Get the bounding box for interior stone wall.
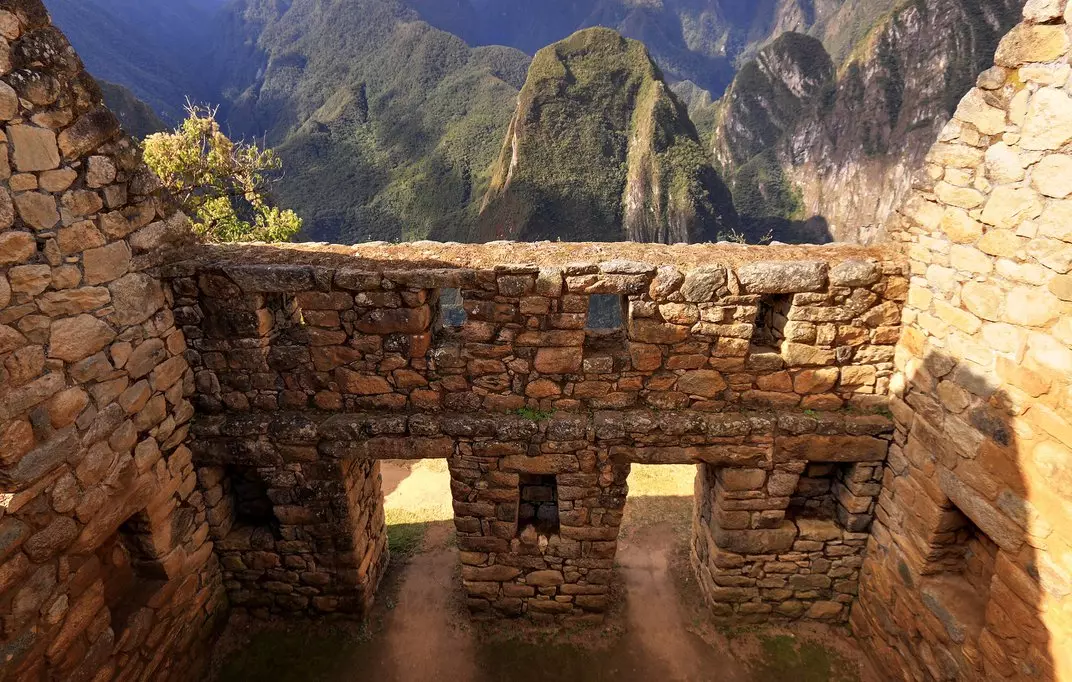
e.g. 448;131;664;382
852;4;1072;681
170;243;904;623
0;2;221;680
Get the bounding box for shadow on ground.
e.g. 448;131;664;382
211;468;875;682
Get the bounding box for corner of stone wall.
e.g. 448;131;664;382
856;2;1072;680
0;2;222;680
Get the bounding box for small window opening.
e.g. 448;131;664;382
586;294;624;330
789;462;838;519
787;462;879;533
228;466;281;538
438;288;467;328
750;294;792;351
517;474;560;536
100;511;167;635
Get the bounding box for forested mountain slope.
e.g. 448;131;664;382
206;0;532;243
477;29;737;244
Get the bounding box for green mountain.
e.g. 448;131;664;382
711;0;1021;243
43;0;1016;246
208;0;530;243
477;28;736;244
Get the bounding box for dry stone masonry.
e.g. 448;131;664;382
1;0;1071;680
169;242;903;623
0;2;220;681
853;3;1072;681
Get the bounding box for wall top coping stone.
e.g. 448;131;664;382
165;241;902;277
190;408;895;442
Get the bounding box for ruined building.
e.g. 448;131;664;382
0;0;1071;680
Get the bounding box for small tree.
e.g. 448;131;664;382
143;103;301;243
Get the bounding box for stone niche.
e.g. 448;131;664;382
172;241;905;623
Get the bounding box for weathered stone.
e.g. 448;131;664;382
85;156;117;188
534;347;582;374
737;262;827;294
13;191;59;230
0;230;34;265
680;266;726;302
8;264;50;295
48;314;115;362
953;89;1006;135
778;435;887;462
995;23;1069;67
629;318;689;344
984;142;1025;184
938;469;1023;553
7;125;59;171
336;368;392;395
980;186;1042;229
82;241;131;285
934;182;984;209
1022;87;1072;151
1033;155;1072;198
57;107;121;159
1023;0;1066;22
23;517;78;562
829;260;880;287
525;570;565;587
676;370;727;398
108;273;165;325
713;522;797;554
793;368;839;394
125;339;167;380
1037;200;1072;243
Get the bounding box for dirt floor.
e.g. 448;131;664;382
211;462;880;682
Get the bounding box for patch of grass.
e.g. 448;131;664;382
750;633;859;682
515;406;556;422
215;626;367;682
385;521;426;561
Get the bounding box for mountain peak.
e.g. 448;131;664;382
478;27;736;244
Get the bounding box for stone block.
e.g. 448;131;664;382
48;314;115;362
13;191;59;230
534;347;582;374
737;261;827;294
8;125;59;171
676;370;727;398
712;522;798;554
777;435;887;462
995;23;1070;67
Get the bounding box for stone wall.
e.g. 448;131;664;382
7;1;1072;679
852;3;1072;681
0;2;221;681
169;242;904;623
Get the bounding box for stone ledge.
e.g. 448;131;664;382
189;408;894;466
159;240;903;282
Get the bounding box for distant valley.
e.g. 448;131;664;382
45;0;1021;245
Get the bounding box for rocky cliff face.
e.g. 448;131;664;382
712;0;1022;244
477;28;737;244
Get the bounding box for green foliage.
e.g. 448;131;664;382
143;104;301;243
516;407;556;422
717;227;774;245
730;149;804;223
